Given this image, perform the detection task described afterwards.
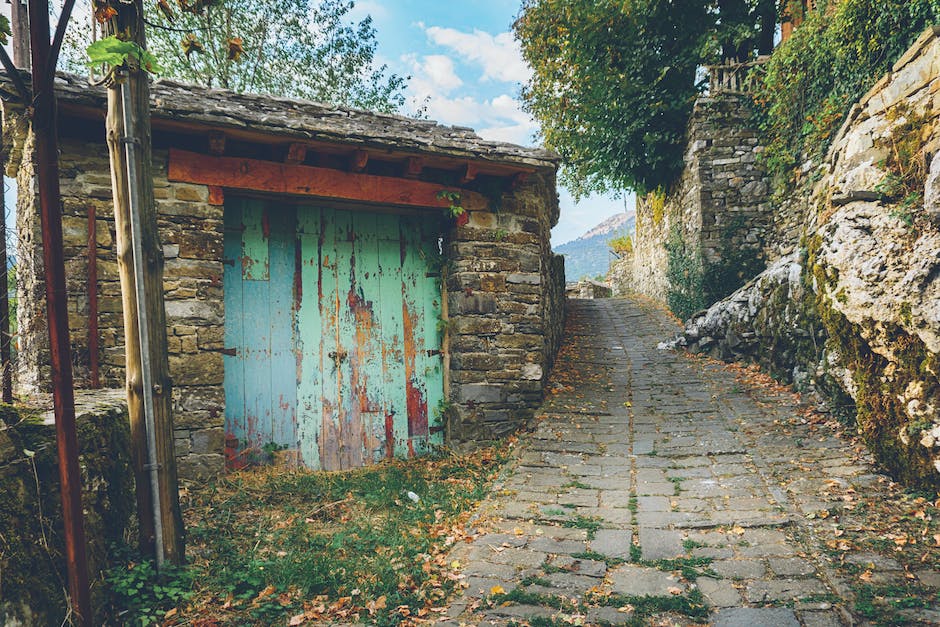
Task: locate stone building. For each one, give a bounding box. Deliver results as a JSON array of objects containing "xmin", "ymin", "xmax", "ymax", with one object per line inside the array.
[{"xmin": 1, "ymin": 74, "xmax": 565, "ymax": 479}]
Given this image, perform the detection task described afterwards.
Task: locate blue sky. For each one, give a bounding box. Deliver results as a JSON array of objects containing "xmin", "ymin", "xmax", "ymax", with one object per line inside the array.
[{"xmin": 348, "ymin": 0, "xmax": 633, "ymax": 246}]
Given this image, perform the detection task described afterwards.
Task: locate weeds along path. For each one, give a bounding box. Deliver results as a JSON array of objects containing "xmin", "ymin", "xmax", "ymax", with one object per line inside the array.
[{"xmin": 442, "ymin": 297, "xmax": 940, "ymax": 626}]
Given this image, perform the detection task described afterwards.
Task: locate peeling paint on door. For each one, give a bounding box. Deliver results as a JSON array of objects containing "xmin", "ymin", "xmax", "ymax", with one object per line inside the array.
[{"xmin": 224, "ymin": 198, "xmax": 445, "ymax": 470}]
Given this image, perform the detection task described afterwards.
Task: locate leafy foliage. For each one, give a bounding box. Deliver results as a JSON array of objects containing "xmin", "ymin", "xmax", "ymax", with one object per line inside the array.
[
  {"xmin": 514, "ymin": 0, "xmax": 776, "ymax": 197},
  {"xmin": 86, "ymin": 36, "xmax": 162, "ymax": 72},
  {"xmin": 752, "ymin": 0, "xmax": 940, "ymax": 188},
  {"xmin": 66, "ymin": 0, "xmax": 406, "ymax": 112},
  {"xmin": 105, "ymin": 552, "xmax": 194, "ymax": 626},
  {"xmin": 147, "ymin": 0, "xmax": 406, "ymax": 111}
]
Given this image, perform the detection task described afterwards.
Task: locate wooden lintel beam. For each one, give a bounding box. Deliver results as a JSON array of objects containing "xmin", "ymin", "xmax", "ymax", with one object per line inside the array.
[
  {"xmin": 350, "ymin": 149, "xmax": 369, "ymax": 172},
  {"xmin": 208, "ymin": 131, "xmax": 226, "ymax": 156},
  {"xmin": 285, "ymin": 142, "xmax": 307, "ymax": 165},
  {"xmin": 460, "ymin": 163, "xmax": 479, "ymax": 184},
  {"xmin": 167, "ymin": 148, "xmax": 489, "ymax": 211},
  {"xmin": 405, "ymin": 156, "xmax": 423, "ymax": 178}
]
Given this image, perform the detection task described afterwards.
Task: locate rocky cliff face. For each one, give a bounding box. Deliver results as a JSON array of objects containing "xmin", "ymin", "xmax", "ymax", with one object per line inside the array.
[{"xmin": 669, "ymin": 27, "xmax": 940, "ymax": 486}]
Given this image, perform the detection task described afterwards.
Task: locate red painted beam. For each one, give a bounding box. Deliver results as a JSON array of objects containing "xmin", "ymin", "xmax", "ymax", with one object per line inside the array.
[{"xmin": 167, "ymin": 148, "xmax": 488, "ymax": 211}]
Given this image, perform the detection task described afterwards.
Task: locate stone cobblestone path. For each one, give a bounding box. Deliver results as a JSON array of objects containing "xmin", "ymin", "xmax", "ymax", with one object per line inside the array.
[{"xmin": 442, "ymin": 298, "xmax": 940, "ymax": 626}]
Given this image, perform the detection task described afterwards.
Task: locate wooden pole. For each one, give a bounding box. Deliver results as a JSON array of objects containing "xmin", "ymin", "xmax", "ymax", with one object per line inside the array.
[
  {"xmin": 26, "ymin": 0, "xmax": 92, "ymax": 621},
  {"xmin": 10, "ymin": 0, "xmax": 30, "ymax": 68},
  {"xmin": 103, "ymin": 0, "xmax": 184, "ymax": 566}
]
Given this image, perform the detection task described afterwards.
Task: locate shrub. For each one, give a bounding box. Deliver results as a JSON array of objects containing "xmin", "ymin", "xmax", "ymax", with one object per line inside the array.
[{"xmin": 753, "ymin": 0, "xmax": 940, "ymax": 188}]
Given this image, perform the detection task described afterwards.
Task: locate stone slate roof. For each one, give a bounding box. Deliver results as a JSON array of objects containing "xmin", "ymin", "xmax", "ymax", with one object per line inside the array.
[{"xmin": 0, "ymin": 71, "xmax": 559, "ymax": 170}]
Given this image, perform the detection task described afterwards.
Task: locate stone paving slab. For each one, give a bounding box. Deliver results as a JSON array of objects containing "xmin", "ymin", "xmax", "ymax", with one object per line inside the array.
[{"xmin": 444, "ymin": 298, "xmax": 929, "ymax": 626}]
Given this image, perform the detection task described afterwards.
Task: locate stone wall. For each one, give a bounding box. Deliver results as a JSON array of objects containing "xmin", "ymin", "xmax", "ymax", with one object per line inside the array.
[
  {"xmin": 9, "ymin": 129, "xmax": 227, "ymax": 479},
  {"xmin": 669, "ymin": 27, "xmax": 940, "ymax": 487},
  {"xmin": 632, "ymin": 95, "xmax": 772, "ymax": 318},
  {"xmin": 6, "ymin": 111, "xmax": 564, "ymax": 473},
  {"xmin": 0, "ymin": 390, "xmax": 133, "ymax": 625},
  {"xmin": 446, "ymin": 171, "xmax": 563, "ymax": 440}
]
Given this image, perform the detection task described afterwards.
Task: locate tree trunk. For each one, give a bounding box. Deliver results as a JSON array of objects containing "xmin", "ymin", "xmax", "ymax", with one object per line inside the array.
[
  {"xmin": 756, "ymin": 0, "xmax": 777, "ymax": 56},
  {"xmin": 103, "ymin": 0, "xmax": 184, "ymax": 566}
]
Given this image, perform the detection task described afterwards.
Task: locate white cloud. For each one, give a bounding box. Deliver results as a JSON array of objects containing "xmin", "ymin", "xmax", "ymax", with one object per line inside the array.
[
  {"xmin": 425, "ymin": 26, "xmax": 531, "ymax": 84},
  {"xmin": 403, "ymin": 53, "xmax": 463, "ymax": 95}
]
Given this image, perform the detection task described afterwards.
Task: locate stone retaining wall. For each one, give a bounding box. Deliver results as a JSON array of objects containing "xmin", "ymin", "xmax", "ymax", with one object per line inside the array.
[
  {"xmin": 631, "ymin": 95, "xmax": 772, "ymax": 318},
  {"xmin": 0, "ymin": 389, "xmax": 133, "ymax": 625}
]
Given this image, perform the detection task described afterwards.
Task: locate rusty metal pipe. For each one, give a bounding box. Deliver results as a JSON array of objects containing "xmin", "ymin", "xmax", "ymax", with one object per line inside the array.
[{"xmin": 27, "ymin": 0, "xmax": 92, "ymax": 622}]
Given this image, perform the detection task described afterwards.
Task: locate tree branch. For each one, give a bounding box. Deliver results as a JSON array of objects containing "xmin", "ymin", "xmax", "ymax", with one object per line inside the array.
[
  {"xmin": 0, "ymin": 46, "xmax": 30, "ymax": 103},
  {"xmin": 46, "ymin": 0, "xmax": 77, "ymax": 79}
]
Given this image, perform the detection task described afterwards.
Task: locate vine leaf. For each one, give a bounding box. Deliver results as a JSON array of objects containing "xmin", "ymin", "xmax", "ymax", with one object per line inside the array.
[
  {"xmin": 0, "ymin": 15, "xmax": 10, "ymax": 46},
  {"xmin": 181, "ymin": 33, "xmax": 205, "ymax": 57},
  {"xmin": 226, "ymin": 37, "xmax": 244, "ymax": 61},
  {"xmin": 86, "ymin": 36, "xmax": 163, "ymax": 73}
]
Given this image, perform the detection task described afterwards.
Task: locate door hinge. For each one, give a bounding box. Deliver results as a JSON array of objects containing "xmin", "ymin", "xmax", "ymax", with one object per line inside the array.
[
  {"xmin": 425, "ymin": 349, "xmax": 441, "ymax": 357},
  {"xmin": 221, "ymin": 347, "xmax": 237, "ymax": 356}
]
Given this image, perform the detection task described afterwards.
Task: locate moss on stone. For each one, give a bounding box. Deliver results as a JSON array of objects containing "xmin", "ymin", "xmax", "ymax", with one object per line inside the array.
[
  {"xmin": 0, "ymin": 401, "xmax": 134, "ymax": 623},
  {"xmin": 806, "ymin": 233, "xmax": 940, "ymax": 488}
]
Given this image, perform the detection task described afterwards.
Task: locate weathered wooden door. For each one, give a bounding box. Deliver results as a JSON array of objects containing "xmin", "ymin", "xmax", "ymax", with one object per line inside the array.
[{"xmin": 223, "ymin": 198, "xmax": 445, "ymax": 470}]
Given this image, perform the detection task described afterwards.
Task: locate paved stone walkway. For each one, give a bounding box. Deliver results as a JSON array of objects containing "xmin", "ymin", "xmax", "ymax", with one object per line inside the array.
[{"xmin": 443, "ymin": 298, "xmax": 940, "ymax": 626}]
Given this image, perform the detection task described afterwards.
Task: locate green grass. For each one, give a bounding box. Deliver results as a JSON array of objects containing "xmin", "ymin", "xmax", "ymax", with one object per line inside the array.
[
  {"xmin": 639, "ymin": 556, "xmax": 717, "ymax": 580},
  {"xmin": 159, "ymin": 446, "xmax": 512, "ymax": 626},
  {"xmin": 490, "ymin": 589, "xmax": 578, "ymax": 612},
  {"xmin": 571, "ymin": 550, "xmax": 626, "ymax": 567},
  {"xmin": 598, "ymin": 589, "xmax": 710, "ymax": 622},
  {"xmin": 560, "ymin": 515, "xmax": 603, "ymax": 539}
]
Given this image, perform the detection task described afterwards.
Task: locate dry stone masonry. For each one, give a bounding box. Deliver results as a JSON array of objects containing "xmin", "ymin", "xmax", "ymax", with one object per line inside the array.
[{"xmin": 627, "ymin": 95, "xmax": 772, "ymax": 315}]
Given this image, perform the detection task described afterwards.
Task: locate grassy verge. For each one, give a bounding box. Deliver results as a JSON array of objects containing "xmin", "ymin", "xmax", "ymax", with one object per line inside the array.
[{"xmin": 107, "ymin": 445, "xmax": 512, "ymax": 626}]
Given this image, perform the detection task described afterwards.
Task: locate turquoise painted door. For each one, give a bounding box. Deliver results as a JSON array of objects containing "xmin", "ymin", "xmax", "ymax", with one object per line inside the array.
[{"xmin": 223, "ymin": 198, "xmax": 445, "ymax": 470}]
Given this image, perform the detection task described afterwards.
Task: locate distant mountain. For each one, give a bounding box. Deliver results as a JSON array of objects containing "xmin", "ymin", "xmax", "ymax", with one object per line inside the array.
[{"xmin": 555, "ymin": 212, "xmax": 636, "ymax": 282}]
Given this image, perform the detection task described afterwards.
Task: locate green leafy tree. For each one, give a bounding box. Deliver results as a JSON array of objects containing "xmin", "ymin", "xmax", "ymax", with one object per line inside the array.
[
  {"xmin": 514, "ymin": 0, "xmax": 776, "ymax": 197},
  {"xmin": 67, "ymin": 0, "xmax": 406, "ymax": 113}
]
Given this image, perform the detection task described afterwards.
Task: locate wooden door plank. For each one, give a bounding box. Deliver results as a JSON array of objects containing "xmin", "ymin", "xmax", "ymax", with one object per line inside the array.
[
  {"xmin": 222, "ymin": 199, "xmax": 247, "ymax": 457},
  {"xmin": 351, "ymin": 211, "xmax": 385, "ymax": 464},
  {"xmin": 376, "ymin": 213, "xmax": 409, "ymax": 458},
  {"xmin": 268, "ymin": 206, "xmax": 299, "ymax": 455},
  {"xmin": 399, "ymin": 215, "xmax": 430, "ymax": 455},
  {"xmin": 296, "ymin": 205, "xmax": 324, "ymax": 469},
  {"xmin": 241, "ymin": 202, "xmax": 270, "ymax": 281},
  {"xmin": 240, "ymin": 199, "xmax": 274, "ymax": 450},
  {"xmin": 420, "ymin": 219, "xmax": 446, "ymax": 445},
  {"xmin": 332, "ymin": 209, "xmax": 361, "ymax": 470},
  {"xmin": 318, "ymin": 207, "xmax": 343, "ymax": 471}
]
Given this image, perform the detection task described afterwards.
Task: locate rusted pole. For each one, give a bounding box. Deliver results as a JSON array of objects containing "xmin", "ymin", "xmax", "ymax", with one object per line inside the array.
[
  {"xmin": 0, "ymin": 185, "xmax": 12, "ymax": 403},
  {"xmin": 27, "ymin": 0, "xmax": 92, "ymax": 622},
  {"xmin": 87, "ymin": 204, "xmax": 99, "ymax": 388},
  {"xmin": 10, "ymin": 0, "xmax": 30, "ymax": 68}
]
